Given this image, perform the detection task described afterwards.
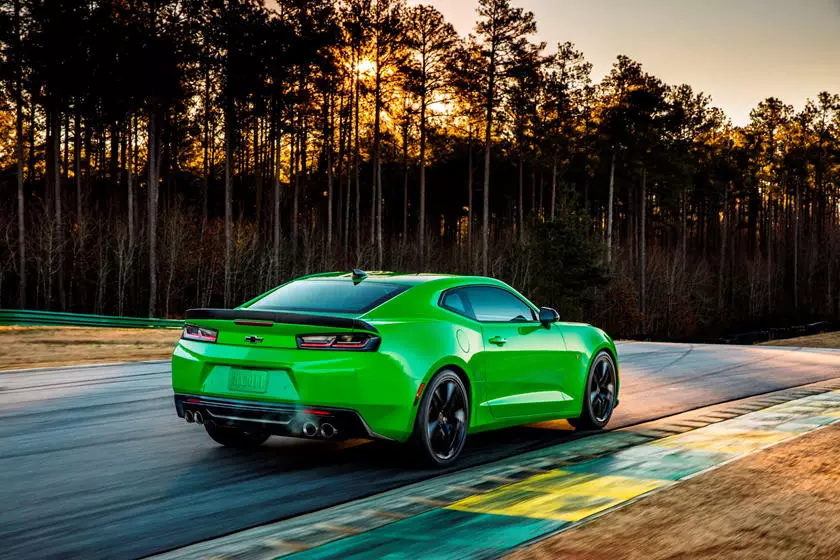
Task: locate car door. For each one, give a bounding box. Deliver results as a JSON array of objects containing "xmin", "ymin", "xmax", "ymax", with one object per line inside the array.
[{"xmin": 462, "ymin": 286, "xmax": 574, "ymax": 419}]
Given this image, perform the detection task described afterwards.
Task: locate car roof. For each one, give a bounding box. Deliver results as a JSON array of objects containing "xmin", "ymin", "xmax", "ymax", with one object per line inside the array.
[{"xmin": 297, "ymin": 272, "xmax": 505, "ymax": 288}]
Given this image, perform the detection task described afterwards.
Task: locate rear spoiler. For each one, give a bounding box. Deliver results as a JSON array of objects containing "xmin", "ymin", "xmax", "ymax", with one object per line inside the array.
[{"xmin": 184, "ymin": 308, "xmax": 378, "ymax": 333}]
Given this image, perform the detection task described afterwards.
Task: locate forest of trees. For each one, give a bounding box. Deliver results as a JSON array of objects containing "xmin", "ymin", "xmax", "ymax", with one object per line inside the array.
[{"xmin": 0, "ymin": 0, "xmax": 839, "ymax": 338}]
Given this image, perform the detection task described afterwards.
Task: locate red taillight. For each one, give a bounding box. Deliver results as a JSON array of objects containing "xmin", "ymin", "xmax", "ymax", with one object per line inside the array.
[
  {"xmin": 296, "ymin": 333, "xmax": 379, "ymax": 351},
  {"xmin": 183, "ymin": 324, "xmax": 218, "ymax": 343}
]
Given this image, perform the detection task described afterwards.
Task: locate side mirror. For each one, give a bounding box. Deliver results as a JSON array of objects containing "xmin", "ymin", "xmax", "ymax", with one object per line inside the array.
[{"xmin": 539, "ymin": 307, "xmax": 560, "ymax": 327}]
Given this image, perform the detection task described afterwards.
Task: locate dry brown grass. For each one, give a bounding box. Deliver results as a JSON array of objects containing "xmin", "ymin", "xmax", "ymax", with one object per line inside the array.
[
  {"xmin": 0, "ymin": 326, "xmax": 181, "ymax": 371},
  {"xmin": 760, "ymin": 331, "xmax": 840, "ymax": 349},
  {"xmin": 508, "ymin": 423, "xmax": 840, "ymax": 560}
]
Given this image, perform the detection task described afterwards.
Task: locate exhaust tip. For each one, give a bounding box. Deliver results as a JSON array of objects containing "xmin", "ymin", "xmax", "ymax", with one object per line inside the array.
[
  {"xmin": 302, "ymin": 422, "xmax": 318, "ymax": 437},
  {"xmin": 320, "ymin": 423, "xmax": 337, "ymax": 439},
  {"xmin": 184, "ymin": 410, "xmax": 195, "ymax": 423},
  {"xmin": 194, "ymin": 410, "xmax": 205, "ymax": 425}
]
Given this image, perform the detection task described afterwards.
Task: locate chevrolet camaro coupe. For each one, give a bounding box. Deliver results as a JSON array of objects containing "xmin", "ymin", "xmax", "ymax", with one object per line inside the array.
[{"xmin": 172, "ymin": 271, "xmax": 619, "ymax": 466}]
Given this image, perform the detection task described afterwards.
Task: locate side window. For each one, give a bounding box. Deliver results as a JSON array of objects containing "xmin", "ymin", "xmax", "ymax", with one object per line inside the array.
[
  {"xmin": 440, "ymin": 289, "xmax": 473, "ymax": 319},
  {"xmin": 463, "ymin": 287, "xmax": 536, "ymax": 323}
]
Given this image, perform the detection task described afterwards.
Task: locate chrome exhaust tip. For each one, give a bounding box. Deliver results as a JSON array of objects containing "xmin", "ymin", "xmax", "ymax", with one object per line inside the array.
[
  {"xmin": 320, "ymin": 423, "xmax": 337, "ymax": 439},
  {"xmin": 184, "ymin": 410, "xmax": 195, "ymax": 423},
  {"xmin": 302, "ymin": 422, "xmax": 318, "ymax": 437},
  {"xmin": 194, "ymin": 410, "xmax": 205, "ymax": 425}
]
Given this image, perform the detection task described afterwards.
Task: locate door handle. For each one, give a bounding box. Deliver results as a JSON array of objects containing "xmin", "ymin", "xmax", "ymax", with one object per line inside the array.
[{"xmin": 489, "ymin": 336, "xmax": 507, "ymax": 346}]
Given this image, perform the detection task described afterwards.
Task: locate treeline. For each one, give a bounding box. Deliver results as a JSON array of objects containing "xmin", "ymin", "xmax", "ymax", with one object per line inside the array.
[{"xmin": 0, "ymin": 0, "xmax": 839, "ymax": 338}]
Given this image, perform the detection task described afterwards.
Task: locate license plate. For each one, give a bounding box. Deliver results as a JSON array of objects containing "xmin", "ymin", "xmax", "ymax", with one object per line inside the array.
[{"xmin": 228, "ymin": 369, "xmax": 269, "ymax": 394}]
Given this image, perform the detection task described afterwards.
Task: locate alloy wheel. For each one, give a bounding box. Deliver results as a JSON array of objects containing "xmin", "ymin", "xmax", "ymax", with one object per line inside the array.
[
  {"xmin": 426, "ymin": 379, "xmax": 467, "ymax": 461},
  {"xmin": 589, "ymin": 355, "xmax": 616, "ymax": 423}
]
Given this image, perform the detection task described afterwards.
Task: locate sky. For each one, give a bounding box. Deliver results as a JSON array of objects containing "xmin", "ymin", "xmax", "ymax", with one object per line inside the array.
[{"xmin": 405, "ymin": 0, "xmax": 840, "ymax": 125}]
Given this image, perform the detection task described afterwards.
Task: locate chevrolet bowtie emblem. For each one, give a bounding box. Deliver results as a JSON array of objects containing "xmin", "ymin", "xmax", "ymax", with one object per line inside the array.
[{"xmin": 244, "ymin": 336, "xmax": 264, "ymax": 344}]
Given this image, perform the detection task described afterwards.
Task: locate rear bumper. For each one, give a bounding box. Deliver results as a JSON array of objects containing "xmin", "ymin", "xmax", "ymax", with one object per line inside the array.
[
  {"xmin": 171, "ymin": 339, "xmax": 421, "ymax": 441},
  {"xmin": 174, "ymin": 394, "xmax": 393, "ymax": 441}
]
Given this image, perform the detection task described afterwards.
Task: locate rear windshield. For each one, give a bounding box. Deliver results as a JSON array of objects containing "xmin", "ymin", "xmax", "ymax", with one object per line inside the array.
[{"xmin": 247, "ymin": 280, "xmax": 409, "ymax": 314}]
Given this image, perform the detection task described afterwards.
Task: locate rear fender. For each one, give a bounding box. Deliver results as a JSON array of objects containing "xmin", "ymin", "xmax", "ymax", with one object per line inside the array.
[{"xmin": 558, "ymin": 324, "xmax": 619, "ymax": 404}]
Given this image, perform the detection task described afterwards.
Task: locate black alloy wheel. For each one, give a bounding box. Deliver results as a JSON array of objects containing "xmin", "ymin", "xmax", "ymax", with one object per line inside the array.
[
  {"xmin": 569, "ymin": 351, "xmax": 617, "ymax": 430},
  {"xmin": 413, "ymin": 370, "xmax": 469, "ymax": 467}
]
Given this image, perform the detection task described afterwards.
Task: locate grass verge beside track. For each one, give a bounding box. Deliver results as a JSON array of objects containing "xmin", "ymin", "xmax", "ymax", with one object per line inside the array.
[
  {"xmin": 0, "ymin": 325, "xmax": 180, "ymax": 370},
  {"xmin": 760, "ymin": 331, "xmax": 840, "ymax": 348},
  {"xmin": 508, "ymin": 422, "xmax": 840, "ymax": 560}
]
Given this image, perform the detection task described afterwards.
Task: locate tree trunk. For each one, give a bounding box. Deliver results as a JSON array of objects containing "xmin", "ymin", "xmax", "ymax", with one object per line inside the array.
[
  {"xmin": 517, "ymin": 150, "xmax": 523, "ymax": 239},
  {"xmin": 254, "ymin": 114, "xmax": 262, "ymax": 229},
  {"xmin": 292, "ymin": 128, "xmax": 300, "ymax": 268},
  {"xmin": 482, "ymin": 49, "xmax": 496, "ymax": 276},
  {"xmin": 419, "ymin": 95, "xmax": 427, "ymax": 269},
  {"xmin": 640, "ymin": 168, "xmax": 646, "ymax": 317},
  {"xmin": 372, "ymin": 64, "xmax": 383, "ymax": 267},
  {"xmin": 531, "ymin": 166, "xmax": 536, "ymax": 215},
  {"xmin": 371, "ymin": 77, "xmax": 380, "ymax": 252},
  {"xmin": 344, "ymin": 104, "xmax": 351, "ymax": 259},
  {"xmin": 767, "ymin": 198, "xmax": 772, "ymax": 313},
  {"xmin": 273, "ymin": 127, "xmax": 282, "ymax": 283},
  {"xmin": 224, "ymin": 100, "xmax": 233, "ymax": 307},
  {"xmin": 681, "ymin": 187, "xmax": 687, "ymax": 269},
  {"xmin": 53, "ymin": 110, "xmax": 65, "ymax": 310},
  {"xmin": 63, "ymin": 113, "xmax": 70, "ymax": 185},
  {"xmin": 202, "ymin": 65, "xmax": 211, "ymax": 233},
  {"xmin": 27, "ymin": 101, "xmax": 35, "ymax": 191},
  {"xmin": 402, "ymin": 117, "xmax": 409, "ymax": 242},
  {"xmin": 148, "ymin": 108, "xmax": 158, "ymax": 317},
  {"xmin": 337, "ymin": 84, "xmax": 347, "ymax": 250},
  {"xmin": 550, "ymin": 156, "xmax": 557, "ymax": 221},
  {"xmin": 15, "ymin": 0, "xmax": 25, "ymax": 307},
  {"xmin": 467, "ymin": 128, "xmax": 473, "ymax": 260},
  {"xmin": 126, "ymin": 113, "xmax": 134, "ymax": 250},
  {"xmin": 354, "ymin": 65, "xmax": 361, "ymax": 264},
  {"xmin": 327, "ymin": 92, "xmax": 334, "ymax": 250},
  {"xmin": 377, "ymin": 158, "xmax": 384, "ymax": 269},
  {"xmin": 718, "ymin": 182, "xmax": 729, "ymax": 312},
  {"xmin": 794, "ymin": 180, "xmax": 800, "ymax": 310},
  {"xmin": 606, "ymin": 150, "xmax": 616, "ymax": 266}
]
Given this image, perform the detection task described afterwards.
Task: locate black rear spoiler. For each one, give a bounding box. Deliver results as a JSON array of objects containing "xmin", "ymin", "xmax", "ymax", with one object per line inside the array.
[{"xmin": 184, "ymin": 308, "xmax": 378, "ymax": 333}]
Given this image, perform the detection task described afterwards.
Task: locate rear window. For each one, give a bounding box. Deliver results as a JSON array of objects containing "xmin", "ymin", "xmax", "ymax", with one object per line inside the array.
[{"xmin": 247, "ymin": 280, "xmax": 409, "ymax": 314}]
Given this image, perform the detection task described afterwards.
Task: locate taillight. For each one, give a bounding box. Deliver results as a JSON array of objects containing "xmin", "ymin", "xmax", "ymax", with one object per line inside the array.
[
  {"xmin": 183, "ymin": 324, "xmax": 218, "ymax": 343},
  {"xmin": 296, "ymin": 333, "xmax": 380, "ymax": 351}
]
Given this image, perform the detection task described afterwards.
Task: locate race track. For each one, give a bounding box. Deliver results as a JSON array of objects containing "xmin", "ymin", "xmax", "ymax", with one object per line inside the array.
[{"xmin": 1, "ymin": 342, "xmax": 839, "ymax": 559}]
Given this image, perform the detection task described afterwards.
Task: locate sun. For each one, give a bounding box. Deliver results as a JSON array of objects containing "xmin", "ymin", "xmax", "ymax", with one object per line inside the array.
[{"xmin": 356, "ymin": 58, "xmax": 376, "ymax": 77}]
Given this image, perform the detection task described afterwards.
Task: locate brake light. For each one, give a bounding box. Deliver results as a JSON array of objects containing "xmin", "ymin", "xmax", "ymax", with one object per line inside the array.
[
  {"xmin": 296, "ymin": 333, "xmax": 380, "ymax": 351},
  {"xmin": 234, "ymin": 320, "xmax": 274, "ymax": 327},
  {"xmin": 183, "ymin": 324, "xmax": 218, "ymax": 343}
]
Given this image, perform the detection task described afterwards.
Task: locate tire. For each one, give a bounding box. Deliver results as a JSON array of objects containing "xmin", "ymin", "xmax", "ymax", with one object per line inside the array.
[
  {"xmin": 411, "ymin": 369, "xmax": 470, "ymax": 467},
  {"xmin": 204, "ymin": 423, "xmax": 270, "ymax": 449},
  {"xmin": 568, "ymin": 351, "xmax": 617, "ymax": 431}
]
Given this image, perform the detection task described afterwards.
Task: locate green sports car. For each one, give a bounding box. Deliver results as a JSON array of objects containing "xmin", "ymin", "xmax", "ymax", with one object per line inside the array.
[{"xmin": 171, "ymin": 271, "xmax": 619, "ymax": 466}]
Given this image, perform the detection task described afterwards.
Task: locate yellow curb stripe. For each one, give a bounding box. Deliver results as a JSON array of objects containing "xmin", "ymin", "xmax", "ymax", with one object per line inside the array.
[
  {"xmin": 447, "ymin": 471, "xmax": 667, "ymax": 522},
  {"xmin": 650, "ymin": 428, "xmax": 792, "ymax": 454}
]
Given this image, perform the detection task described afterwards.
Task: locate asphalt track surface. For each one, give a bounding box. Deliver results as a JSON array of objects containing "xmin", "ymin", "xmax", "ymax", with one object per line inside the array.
[{"xmin": 2, "ymin": 342, "xmax": 840, "ymax": 559}]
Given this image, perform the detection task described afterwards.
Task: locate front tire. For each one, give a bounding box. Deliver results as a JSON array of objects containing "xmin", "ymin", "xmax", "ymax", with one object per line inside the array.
[
  {"xmin": 411, "ymin": 370, "xmax": 470, "ymax": 467},
  {"xmin": 569, "ymin": 351, "xmax": 617, "ymax": 430},
  {"xmin": 204, "ymin": 423, "xmax": 270, "ymax": 449}
]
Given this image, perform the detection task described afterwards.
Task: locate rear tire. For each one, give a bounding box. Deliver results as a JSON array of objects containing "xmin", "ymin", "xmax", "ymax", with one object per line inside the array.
[
  {"xmin": 411, "ymin": 370, "xmax": 470, "ymax": 468},
  {"xmin": 569, "ymin": 351, "xmax": 617, "ymax": 431},
  {"xmin": 204, "ymin": 423, "xmax": 270, "ymax": 449}
]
